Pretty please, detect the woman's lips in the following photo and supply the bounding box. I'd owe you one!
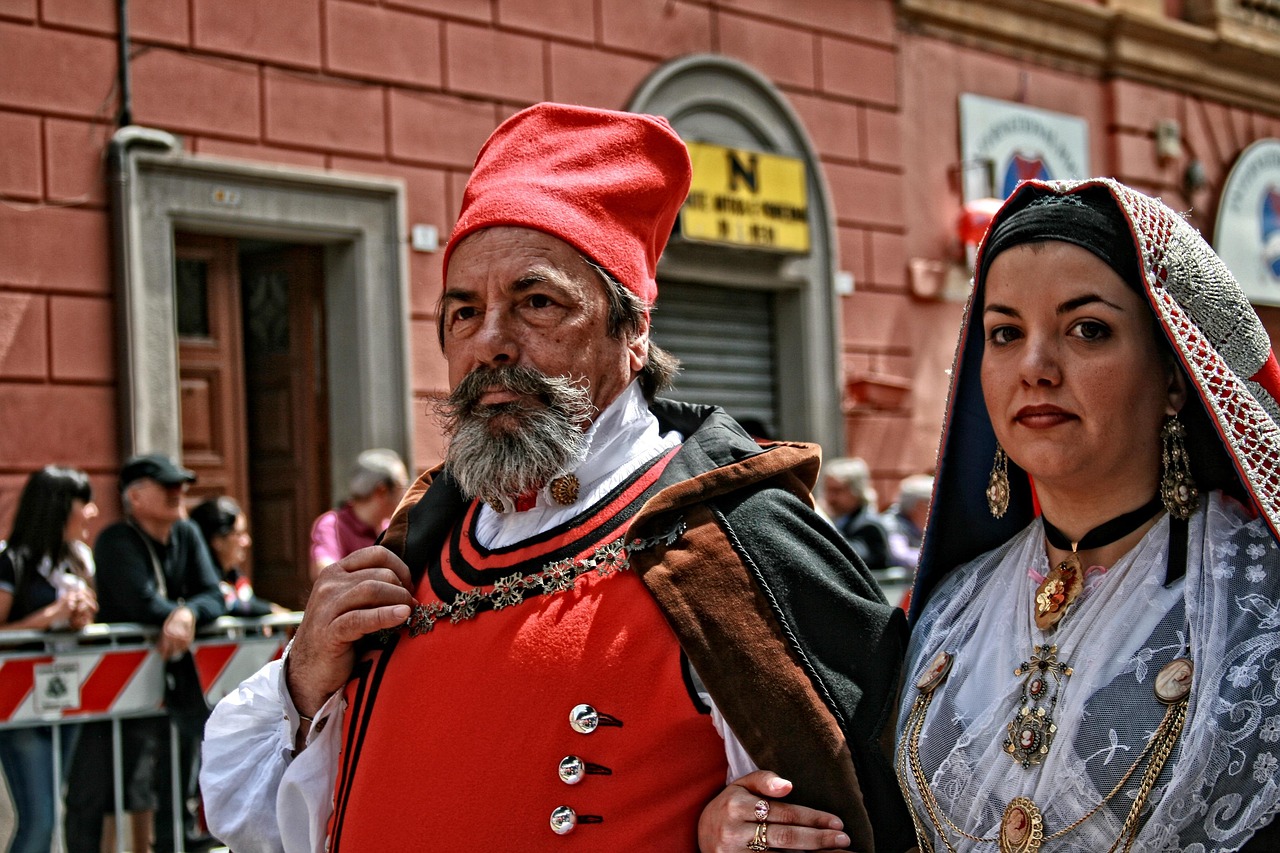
[1014,405,1075,428]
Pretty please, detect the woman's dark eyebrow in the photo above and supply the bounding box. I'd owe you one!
[983,302,1018,317]
[1058,293,1124,314]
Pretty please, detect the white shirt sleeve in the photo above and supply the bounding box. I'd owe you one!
[701,693,760,782]
[201,657,346,853]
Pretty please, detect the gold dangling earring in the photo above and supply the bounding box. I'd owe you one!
[987,442,1010,518]
[1160,415,1199,519]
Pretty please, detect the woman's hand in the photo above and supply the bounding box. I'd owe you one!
[67,588,97,630]
[699,770,851,852]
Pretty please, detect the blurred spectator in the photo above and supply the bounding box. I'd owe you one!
[190,496,286,617]
[309,448,409,579]
[820,457,890,572]
[885,474,934,571]
[0,466,98,853]
[64,454,225,853]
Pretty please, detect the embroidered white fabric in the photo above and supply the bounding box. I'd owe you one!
[901,491,1280,852]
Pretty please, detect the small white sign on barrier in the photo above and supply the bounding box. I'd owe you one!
[33,661,80,713]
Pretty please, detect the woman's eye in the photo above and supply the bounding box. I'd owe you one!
[451,306,478,323]
[1071,320,1110,341]
[987,326,1020,345]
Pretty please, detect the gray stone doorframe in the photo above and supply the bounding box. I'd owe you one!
[629,55,844,454]
[110,126,413,501]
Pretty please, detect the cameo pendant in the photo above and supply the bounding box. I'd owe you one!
[999,797,1044,853]
[1004,644,1074,767]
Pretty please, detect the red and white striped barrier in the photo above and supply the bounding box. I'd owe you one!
[192,636,287,707]
[0,620,292,729]
[0,647,166,726]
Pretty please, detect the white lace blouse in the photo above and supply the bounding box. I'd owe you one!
[899,491,1280,852]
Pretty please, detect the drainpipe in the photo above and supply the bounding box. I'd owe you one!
[117,0,132,127]
[109,125,179,459]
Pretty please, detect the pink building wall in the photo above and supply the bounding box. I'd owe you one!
[1,0,1277,528]
[0,0,909,530]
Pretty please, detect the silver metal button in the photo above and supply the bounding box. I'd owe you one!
[559,755,585,785]
[569,703,598,734]
[550,805,577,835]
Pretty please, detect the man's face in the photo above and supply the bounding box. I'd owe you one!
[127,478,186,529]
[441,227,647,418]
[435,228,648,499]
[823,477,860,517]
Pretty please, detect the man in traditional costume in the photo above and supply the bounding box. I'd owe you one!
[201,103,911,852]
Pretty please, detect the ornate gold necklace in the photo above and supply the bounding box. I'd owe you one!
[1002,496,1165,766]
[896,650,1193,853]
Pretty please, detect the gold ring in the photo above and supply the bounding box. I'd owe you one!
[747,819,768,851]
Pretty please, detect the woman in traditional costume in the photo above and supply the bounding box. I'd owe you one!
[897,179,1280,853]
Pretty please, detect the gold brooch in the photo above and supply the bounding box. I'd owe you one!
[549,474,579,506]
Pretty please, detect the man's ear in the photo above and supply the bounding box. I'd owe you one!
[627,311,650,374]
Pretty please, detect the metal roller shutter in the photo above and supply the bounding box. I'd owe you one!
[649,280,778,437]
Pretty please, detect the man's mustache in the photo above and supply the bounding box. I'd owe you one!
[445,366,594,426]
[448,365,558,416]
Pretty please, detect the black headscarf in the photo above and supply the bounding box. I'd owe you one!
[978,187,1143,293]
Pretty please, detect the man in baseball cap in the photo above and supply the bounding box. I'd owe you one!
[118,452,197,490]
[204,103,909,852]
[65,453,223,853]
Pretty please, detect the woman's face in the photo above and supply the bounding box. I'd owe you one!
[62,499,98,545]
[212,512,251,570]
[980,241,1184,502]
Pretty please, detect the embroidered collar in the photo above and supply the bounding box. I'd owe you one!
[483,381,659,516]
[475,381,679,550]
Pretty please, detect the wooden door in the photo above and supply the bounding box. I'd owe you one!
[240,246,330,608]
[175,234,250,508]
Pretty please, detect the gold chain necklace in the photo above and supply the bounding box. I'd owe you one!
[895,650,1192,853]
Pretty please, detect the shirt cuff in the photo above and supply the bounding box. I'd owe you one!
[278,640,345,750]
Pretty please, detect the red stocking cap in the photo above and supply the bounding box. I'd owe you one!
[443,102,692,307]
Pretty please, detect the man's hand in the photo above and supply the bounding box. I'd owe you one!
[159,604,196,660]
[286,546,415,717]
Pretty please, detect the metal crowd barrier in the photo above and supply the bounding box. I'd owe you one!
[0,613,302,853]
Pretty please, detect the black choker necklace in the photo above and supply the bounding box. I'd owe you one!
[1034,494,1163,631]
[1041,494,1164,553]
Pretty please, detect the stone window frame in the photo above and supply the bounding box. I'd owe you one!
[113,131,413,500]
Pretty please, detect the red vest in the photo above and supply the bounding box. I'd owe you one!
[328,453,728,850]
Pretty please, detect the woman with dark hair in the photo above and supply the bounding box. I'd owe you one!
[892,179,1280,851]
[190,496,282,617]
[0,465,98,853]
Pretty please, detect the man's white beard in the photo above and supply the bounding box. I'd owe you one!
[435,365,595,500]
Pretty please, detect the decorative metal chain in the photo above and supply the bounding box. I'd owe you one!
[397,519,687,639]
[897,669,1189,852]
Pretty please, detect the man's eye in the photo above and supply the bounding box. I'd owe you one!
[452,306,478,322]
[527,294,553,309]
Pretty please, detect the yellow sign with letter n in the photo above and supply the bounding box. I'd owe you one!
[679,141,810,253]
